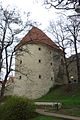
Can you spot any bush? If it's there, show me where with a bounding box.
[0,95,36,120]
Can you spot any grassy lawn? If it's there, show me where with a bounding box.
[36,84,80,104]
[0,84,80,119]
[36,83,80,116]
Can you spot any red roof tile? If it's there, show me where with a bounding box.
[17,27,60,50]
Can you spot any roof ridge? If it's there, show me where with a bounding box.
[16,27,61,51]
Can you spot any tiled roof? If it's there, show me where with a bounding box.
[16,27,60,50]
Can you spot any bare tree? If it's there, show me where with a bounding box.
[48,14,80,82]
[44,0,79,10]
[0,4,33,98]
[66,15,80,82]
[47,19,70,83]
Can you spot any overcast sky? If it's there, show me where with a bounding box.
[0,0,58,78]
[1,0,79,57]
[1,0,57,30]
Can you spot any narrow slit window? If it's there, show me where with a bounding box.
[39,75,41,79]
[39,59,41,63]
[50,62,52,66]
[51,77,53,80]
[20,60,22,64]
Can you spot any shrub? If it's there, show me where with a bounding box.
[0,95,36,120]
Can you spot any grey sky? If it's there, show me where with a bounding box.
[1,0,57,30]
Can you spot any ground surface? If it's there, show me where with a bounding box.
[36,84,80,116]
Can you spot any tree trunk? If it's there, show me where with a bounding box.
[0,74,8,98]
[65,62,70,83]
[75,49,80,82]
[74,36,80,82]
[0,83,5,97]
[63,49,69,83]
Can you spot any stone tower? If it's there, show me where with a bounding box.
[13,27,64,99]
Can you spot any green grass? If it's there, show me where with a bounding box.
[36,84,80,105]
[35,83,80,116]
[0,84,80,119]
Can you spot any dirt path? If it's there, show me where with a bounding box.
[36,109,80,120]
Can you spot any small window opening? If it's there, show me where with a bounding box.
[39,75,41,79]
[39,59,41,63]
[51,77,53,80]
[20,60,22,64]
[50,62,52,66]
[39,48,41,51]
[19,76,21,79]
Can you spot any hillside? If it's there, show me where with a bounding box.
[37,83,80,105]
[36,83,80,116]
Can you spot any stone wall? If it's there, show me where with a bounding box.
[13,42,64,99]
[68,60,78,82]
[66,54,80,83]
